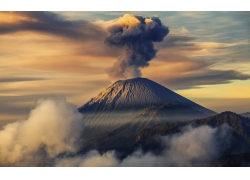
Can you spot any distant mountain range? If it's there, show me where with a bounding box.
[241,112,250,118]
[80,111,250,166]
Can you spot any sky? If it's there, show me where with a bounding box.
[0,11,250,123]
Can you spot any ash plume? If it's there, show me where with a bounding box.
[105,14,169,81]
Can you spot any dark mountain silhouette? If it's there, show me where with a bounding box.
[81,111,250,166]
[213,153,250,167]
[134,111,250,154]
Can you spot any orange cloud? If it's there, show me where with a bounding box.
[113,14,141,27]
[0,12,37,23]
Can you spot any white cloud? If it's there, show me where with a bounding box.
[0,97,231,167]
[55,124,231,167]
[0,98,84,166]
[55,150,119,167]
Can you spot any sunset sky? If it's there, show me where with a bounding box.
[0,11,250,123]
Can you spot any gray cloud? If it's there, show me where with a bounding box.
[0,78,111,122]
[74,41,122,57]
[159,69,250,90]
[156,34,199,51]
[0,120,17,129]
[0,77,46,83]
[0,12,107,41]
[120,124,230,166]
[55,150,119,167]
[0,94,73,121]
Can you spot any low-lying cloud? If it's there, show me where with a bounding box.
[56,124,231,167]
[0,98,84,166]
[0,98,231,166]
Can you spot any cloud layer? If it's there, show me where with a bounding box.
[55,124,231,167]
[0,98,84,166]
[0,98,231,167]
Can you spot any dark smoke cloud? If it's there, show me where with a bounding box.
[105,14,169,81]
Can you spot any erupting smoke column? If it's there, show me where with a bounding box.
[105,14,169,81]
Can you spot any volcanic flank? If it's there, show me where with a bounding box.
[78,78,216,138]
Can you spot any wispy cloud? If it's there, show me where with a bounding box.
[158,69,250,90]
[0,12,107,41]
[0,77,46,83]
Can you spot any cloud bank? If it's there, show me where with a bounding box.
[0,98,84,166]
[56,124,231,167]
[0,97,231,167]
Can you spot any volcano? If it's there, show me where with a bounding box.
[78,78,216,137]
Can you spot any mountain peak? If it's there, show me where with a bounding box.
[114,77,152,84]
[78,78,216,138]
[113,77,168,89]
[79,78,216,115]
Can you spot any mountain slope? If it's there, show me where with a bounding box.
[79,78,215,115]
[104,103,209,139]
[78,78,216,137]
[134,111,250,154]
[83,111,250,163]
